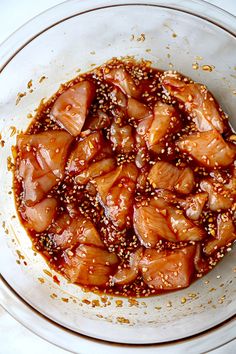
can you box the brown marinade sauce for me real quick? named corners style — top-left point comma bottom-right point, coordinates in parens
top-left (13, 58), bottom-right (236, 297)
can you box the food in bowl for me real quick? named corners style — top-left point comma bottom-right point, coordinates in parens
top-left (13, 58), bottom-right (236, 297)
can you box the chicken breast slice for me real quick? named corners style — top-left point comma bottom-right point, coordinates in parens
top-left (24, 197), bottom-right (57, 232)
top-left (139, 245), bottom-right (196, 290)
top-left (67, 132), bottom-right (103, 174)
top-left (50, 81), bottom-right (96, 136)
top-left (177, 130), bottom-right (235, 168)
top-left (127, 98), bottom-right (152, 121)
top-left (50, 213), bottom-right (104, 250)
top-left (161, 73), bottom-right (225, 133)
top-left (94, 163), bottom-right (138, 229)
top-left (17, 130), bottom-right (73, 205)
top-left (110, 122), bottom-right (135, 154)
top-left (75, 158), bottom-right (116, 185)
top-left (104, 68), bottom-right (141, 98)
top-left (200, 179), bottom-right (233, 211)
top-left (148, 161), bottom-right (194, 195)
top-left (148, 102), bottom-right (182, 149)
top-left (133, 198), bottom-right (206, 247)
top-left (63, 244), bottom-right (118, 285)
top-left (179, 192), bottom-right (208, 220)
top-left (204, 214), bottom-right (236, 255)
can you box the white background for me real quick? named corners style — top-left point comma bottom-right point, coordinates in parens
top-left (0, 0), bottom-right (235, 353)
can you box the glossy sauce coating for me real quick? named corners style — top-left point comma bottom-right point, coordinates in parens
top-left (14, 59), bottom-right (236, 297)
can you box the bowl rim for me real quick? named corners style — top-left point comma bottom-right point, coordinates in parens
top-left (0, 0), bottom-right (235, 352)
top-left (1, 275), bottom-right (236, 353)
top-left (0, 0), bottom-right (235, 72)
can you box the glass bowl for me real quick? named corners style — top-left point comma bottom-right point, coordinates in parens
top-left (0, 0), bottom-right (235, 352)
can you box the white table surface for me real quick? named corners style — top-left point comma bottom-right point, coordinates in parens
top-left (0, 0), bottom-right (235, 353)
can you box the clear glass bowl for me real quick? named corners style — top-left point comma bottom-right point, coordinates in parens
top-left (0, 0), bottom-right (235, 353)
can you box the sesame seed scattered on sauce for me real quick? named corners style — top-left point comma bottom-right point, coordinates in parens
top-left (13, 58), bottom-right (236, 297)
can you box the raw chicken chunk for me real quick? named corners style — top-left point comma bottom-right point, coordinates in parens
top-left (17, 131), bottom-right (73, 205)
top-left (50, 81), bottom-right (96, 136)
top-left (112, 248), bottom-right (143, 285)
top-left (167, 206), bottom-right (205, 242)
top-left (139, 245), bottom-right (196, 290)
top-left (63, 244), bottom-right (118, 285)
top-left (204, 214), bottom-right (236, 255)
top-left (148, 102), bottom-right (181, 149)
top-left (161, 74), bottom-right (225, 133)
top-left (134, 203), bottom-right (176, 246)
top-left (67, 132), bottom-right (103, 173)
top-left (104, 68), bottom-right (141, 98)
top-left (200, 179), bottom-right (233, 211)
top-left (75, 158), bottom-right (116, 185)
top-left (148, 161), bottom-right (194, 194)
top-left (177, 130), bottom-right (235, 168)
top-left (127, 98), bottom-right (151, 121)
top-left (179, 192), bottom-right (208, 220)
top-left (134, 198), bottom-right (205, 247)
top-left (24, 197), bottom-right (57, 232)
top-left (94, 163), bottom-right (138, 229)
top-left (51, 213), bottom-right (103, 250)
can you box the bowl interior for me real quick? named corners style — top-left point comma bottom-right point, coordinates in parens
top-left (0, 1), bottom-right (236, 344)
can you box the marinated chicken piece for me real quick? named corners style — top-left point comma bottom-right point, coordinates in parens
top-left (24, 197), bottom-right (57, 232)
top-left (63, 244), bottom-right (118, 285)
top-left (18, 152), bottom-right (56, 205)
top-left (151, 198), bottom-right (206, 242)
top-left (204, 214), bottom-right (236, 255)
top-left (148, 102), bottom-right (181, 149)
top-left (112, 248), bottom-right (143, 285)
top-left (18, 131), bottom-right (73, 178)
top-left (84, 110), bottom-right (111, 131)
top-left (139, 245), bottom-right (196, 290)
top-left (177, 130), bottom-right (235, 168)
top-left (50, 81), bottom-right (96, 136)
top-left (67, 132), bottom-right (103, 173)
top-left (94, 163), bottom-right (138, 202)
top-left (106, 180), bottom-right (135, 229)
top-left (75, 158), bottom-right (116, 185)
top-left (94, 166), bottom-right (122, 204)
top-left (104, 68), bottom-right (141, 98)
top-left (127, 98), bottom-right (151, 121)
top-left (167, 206), bottom-right (206, 241)
top-left (148, 161), bottom-right (194, 194)
top-left (134, 198), bottom-right (205, 246)
top-left (133, 203), bottom-right (176, 246)
top-left (200, 179), bottom-right (233, 211)
top-left (110, 122), bottom-right (134, 154)
top-left (50, 213), bottom-right (103, 250)
top-left (17, 131), bottom-right (73, 205)
top-left (161, 74), bottom-right (225, 133)
top-left (135, 104), bottom-right (179, 155)
top-left (179, 192), bottom-right (208, 220)
top-left (94, 163), bottom-right (138, 229)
